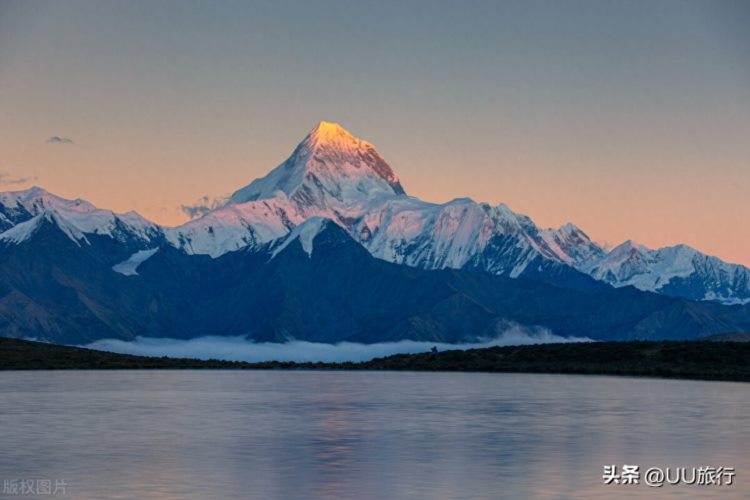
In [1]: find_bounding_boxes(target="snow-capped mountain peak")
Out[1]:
[537,222,605,266]
[228,121,405,207]
[168,121,409,256]
[0,187,161,247]
[579,240,750,304]
[612,239,649,254]
[0,186,99,217]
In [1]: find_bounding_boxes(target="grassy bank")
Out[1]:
[1,337,749,382]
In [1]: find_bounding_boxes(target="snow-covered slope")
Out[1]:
[165,121,406,256]
[354,197,599,277]
[539,223,606,266]
[580,241,750,305]
[0,187,162,248]
[270,217,331,259]
[165,195,299,257]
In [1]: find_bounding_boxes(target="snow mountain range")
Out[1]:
[1,121,748,343]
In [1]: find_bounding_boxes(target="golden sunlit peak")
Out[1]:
[312,120,346,134]
[307,121,366,147]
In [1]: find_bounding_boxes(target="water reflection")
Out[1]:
[0,371,747,499]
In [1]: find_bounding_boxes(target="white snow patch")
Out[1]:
[703,292,750,306]
[0,211,88,246]
[0,214,44,243]
[112,248,159,276]
[271,217,328,259]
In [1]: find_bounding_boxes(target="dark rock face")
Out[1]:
[0,218,156,343]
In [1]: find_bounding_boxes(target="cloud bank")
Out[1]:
[180,194,229,219]
[0,172,37,185]
[82,326,592,363]
[46,136,74,145]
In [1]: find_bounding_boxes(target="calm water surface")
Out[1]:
[0,370,747,499]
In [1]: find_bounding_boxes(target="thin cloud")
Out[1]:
[180,194,229,219]
[596,240,614,252]
[46,136,74,145]
[0,171,37,185]
[82,325,593,363]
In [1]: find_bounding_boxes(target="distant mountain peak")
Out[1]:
[0,186,99,214]
[0,187,161,250]
[228,121,405,207]
[558,222,583,235]
[611,240,649,256]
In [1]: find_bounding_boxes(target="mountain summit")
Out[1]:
[228,121,405,208]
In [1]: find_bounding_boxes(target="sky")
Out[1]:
[0,0,749,265]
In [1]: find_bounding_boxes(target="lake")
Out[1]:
[0,371,747,499]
